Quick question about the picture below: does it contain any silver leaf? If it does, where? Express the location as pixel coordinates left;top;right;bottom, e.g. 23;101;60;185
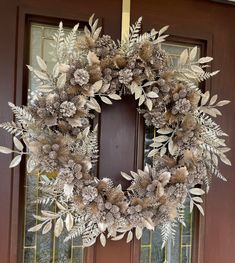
13;137;23;151
9;155;22;168
54;217;64;237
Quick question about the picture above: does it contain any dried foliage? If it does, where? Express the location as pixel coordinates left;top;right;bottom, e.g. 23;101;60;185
0;15;231;247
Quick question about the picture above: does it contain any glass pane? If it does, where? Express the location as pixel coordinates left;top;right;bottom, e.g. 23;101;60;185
141;42;200;263
22;23;84;263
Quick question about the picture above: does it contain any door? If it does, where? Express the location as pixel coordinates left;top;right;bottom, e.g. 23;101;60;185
0;1;123;263
0;1;235;263
131;2;235;263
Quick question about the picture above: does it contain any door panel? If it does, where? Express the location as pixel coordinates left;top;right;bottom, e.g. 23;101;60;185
23;23;84;263
131;1;235;263
140;42;200;263
0;1;122;262
89;95;143;263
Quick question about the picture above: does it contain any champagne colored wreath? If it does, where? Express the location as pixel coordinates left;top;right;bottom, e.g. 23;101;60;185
0;15;231;247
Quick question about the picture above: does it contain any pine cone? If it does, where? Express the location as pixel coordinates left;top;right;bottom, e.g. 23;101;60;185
95;35;117;57
118;69;133;85
72;69;90;86
172;98;191;115
82;186;98;203
58;167;74;183
60;101;77;117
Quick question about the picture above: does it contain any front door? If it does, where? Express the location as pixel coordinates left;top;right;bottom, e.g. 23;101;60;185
0;1;235;263
130;1;235;262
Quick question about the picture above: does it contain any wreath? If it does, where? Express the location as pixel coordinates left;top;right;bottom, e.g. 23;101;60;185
0;15;231;247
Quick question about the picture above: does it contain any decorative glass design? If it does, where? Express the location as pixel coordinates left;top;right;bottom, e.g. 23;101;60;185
23;23;84;263
141;43;200;263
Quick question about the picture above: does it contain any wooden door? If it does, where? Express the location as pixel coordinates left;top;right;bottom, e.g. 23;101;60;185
0;1;235;263
130;1;235;263
0;1;123;262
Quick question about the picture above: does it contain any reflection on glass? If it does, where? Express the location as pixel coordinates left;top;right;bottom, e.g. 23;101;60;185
142;126;193;263
23;23;84;263
141;42;200;263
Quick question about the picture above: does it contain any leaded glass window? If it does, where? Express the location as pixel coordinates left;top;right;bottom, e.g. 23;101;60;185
141;43;200;263
23;23;84;263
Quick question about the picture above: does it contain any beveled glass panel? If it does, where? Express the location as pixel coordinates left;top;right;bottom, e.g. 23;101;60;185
23;23;84;263
141;42;200;263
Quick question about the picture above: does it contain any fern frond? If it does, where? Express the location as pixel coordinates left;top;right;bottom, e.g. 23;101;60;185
175;76;200;92
198;113;228;137
204;158;227;181
64;214;96;243
34;195;55;205
201;130;226;148
8;102;35;125
37;175;62;195
70;127;99;162
129;17;142;47
203;174;212;192
160;220;177;249
65;23;79;55
53;22;65;63
135;29;158;45
64;222;86;242
82;221;100;247
198;70;219;82
0;121;24;135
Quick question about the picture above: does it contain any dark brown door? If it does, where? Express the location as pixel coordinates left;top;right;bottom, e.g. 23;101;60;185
0;1;123;263
130;1;235;263
0;1;235;263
